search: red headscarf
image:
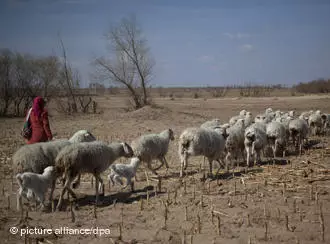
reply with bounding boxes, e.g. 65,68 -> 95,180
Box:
33,96 -> 45,118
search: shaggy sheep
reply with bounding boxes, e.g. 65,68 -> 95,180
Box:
178,127 -> 226,177
229,115 -> 243,126
254,114 -> 267,123
289,118 -> 309,155
244,112 -> 254,129
16,166 -> 57,211
266,121 -> 287,158
55,141 -> 133,210
131,129 -> 174,177
225,119 -> 246,170
200,119 -> 222,130
108,157 -> 141,192
12,129 -> 96,202
275,116 -> 293,144
288,110 -> 296,118
265,108 -> 273,114
308,112 -> 323,136
13,129 -> 96,174
239,110 -> 247,116
299,110 -> 314,122
244,123 -> 267,167
321,114 -> 330,129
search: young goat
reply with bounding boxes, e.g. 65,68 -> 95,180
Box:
16,166 -> 57,211
108,157 -> 141,192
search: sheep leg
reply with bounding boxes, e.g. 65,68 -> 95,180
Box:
114,175 -> 124,186
94,174 -> 104,204
272,144 -> 276,164
180,151 -> 188,177
146,161 -> 159,178
72,174 -> 81,189
152,159 -> 165,171
130,179 -> 135,192
97,175 -> 105,196
255,149 -> 262,166
225,151 -> 231,172
208,158 -> 213,177
122,177 -> 132,191
17,188 -> 24,211
246,146 -> 251,168
48,179 -> 56,202
56,177 -> 75,211
37,193 -> 45,211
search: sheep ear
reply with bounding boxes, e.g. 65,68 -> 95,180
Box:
84,132 -> 90,137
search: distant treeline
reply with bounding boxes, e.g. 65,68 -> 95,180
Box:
293,79 -> 330,94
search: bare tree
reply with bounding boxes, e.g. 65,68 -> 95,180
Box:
34,55 -> 61,99
11,53 -> 35,116
94,15 -> 154,109
0,49 -> 14,116
55,36 -> 80,113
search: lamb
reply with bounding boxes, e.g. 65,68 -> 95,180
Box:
131,129 -> 174,177
16,166 -> 57,211
55,141 -> 134,210
12,129 -> 96,202
308,112 -> 323,136
108,157 -> 141,192
225,119 -> 246,170
266,121 -> 287,159
244,123 -> 267,167
289,118 -> 309,155
178,127 -> 226,177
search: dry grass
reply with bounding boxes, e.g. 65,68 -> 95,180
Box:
0,94 -> 329,243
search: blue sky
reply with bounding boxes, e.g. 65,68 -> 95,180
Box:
1,0 -> 330,87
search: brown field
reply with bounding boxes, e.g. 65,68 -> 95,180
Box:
0,94 -> 330,244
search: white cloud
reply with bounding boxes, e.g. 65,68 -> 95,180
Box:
240,44 -> 254,52
223,32 -> 250,40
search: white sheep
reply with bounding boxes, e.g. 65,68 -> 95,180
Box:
308,112 -> 323,136
108,157 -> 141,192
16,166 -> 57,211
266,121 -> 287,158
299,110 -> 314,122
200,119 -> 222,130
254,114 -> 267,123
178,127 -> 226,177
131,129 -> 174,177
244,123 -> 267,167
244,112 -> 254,129
55,141 -> 134,210
275,115 -> 293,144
12,129 -> 96,201
289,118 -> 309,155
239,109 -> 247,116
13,130 -> 96,174
225,119 -> 246,170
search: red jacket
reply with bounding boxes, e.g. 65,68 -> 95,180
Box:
27,108 -> 53,144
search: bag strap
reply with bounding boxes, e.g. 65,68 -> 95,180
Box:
26,108 -> 32,121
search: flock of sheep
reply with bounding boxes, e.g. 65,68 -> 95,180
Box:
12,108 -> 330,214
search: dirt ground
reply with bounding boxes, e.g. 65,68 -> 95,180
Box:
0,94 -> 329,244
